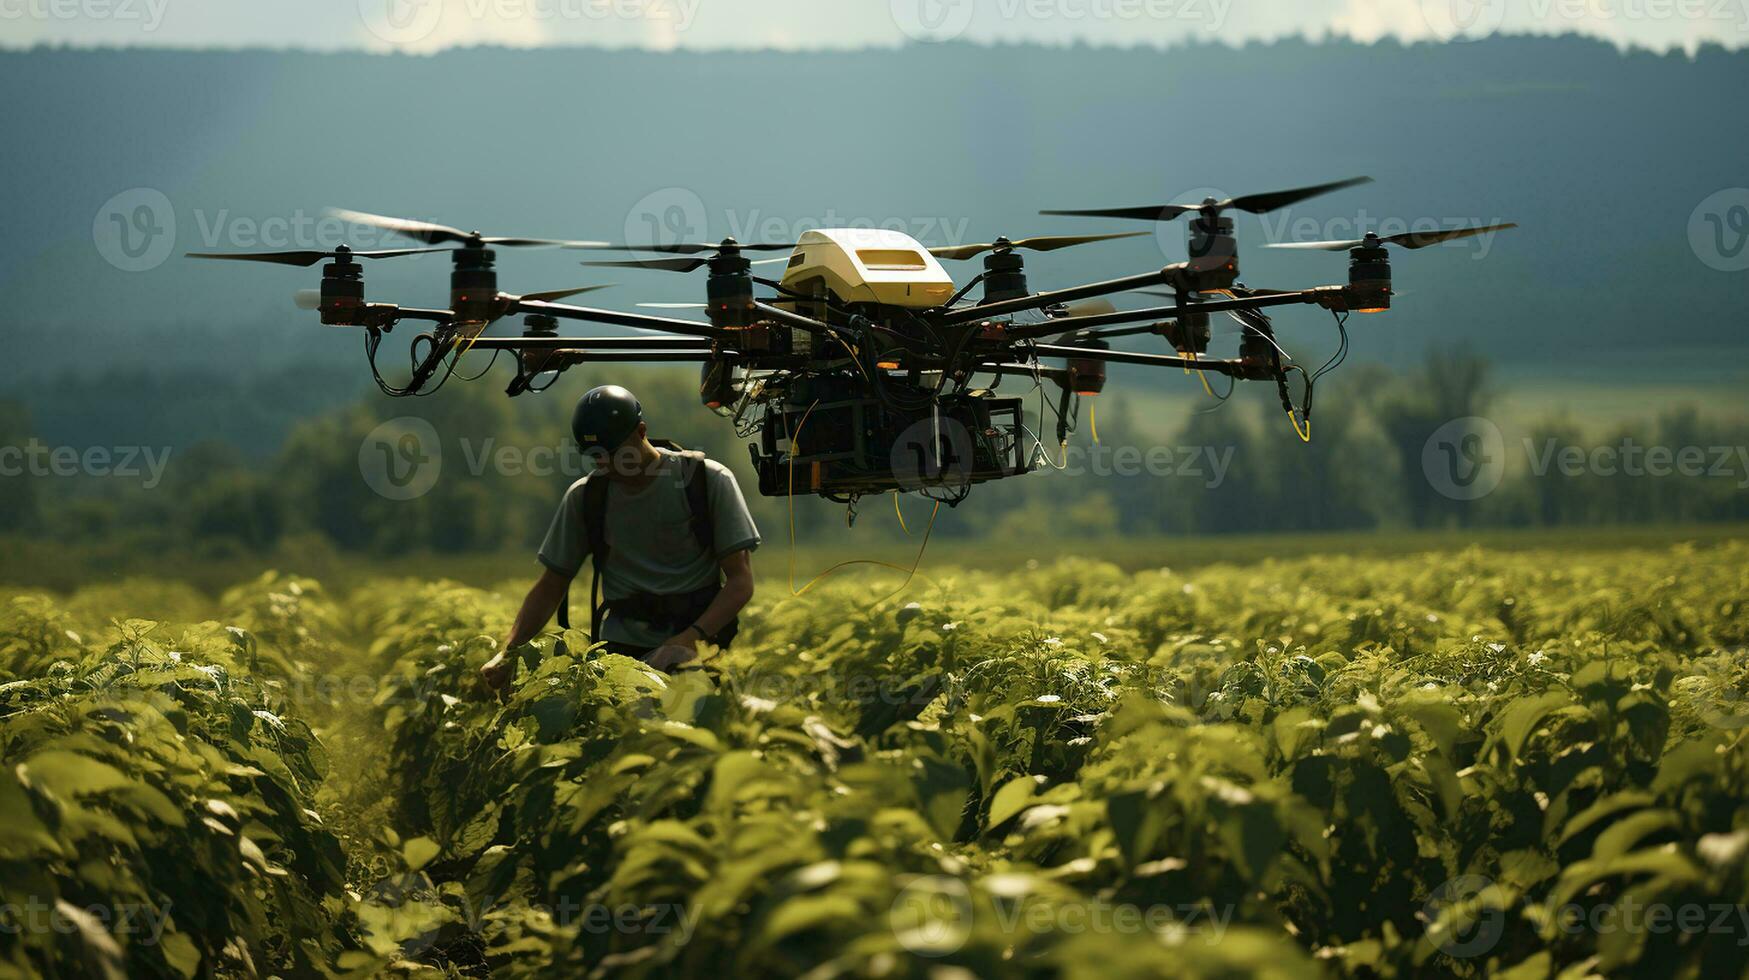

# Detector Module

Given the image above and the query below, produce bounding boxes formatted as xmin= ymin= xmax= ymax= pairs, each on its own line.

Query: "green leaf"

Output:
xmin=403 ymin=836 xmax=441 ymax=871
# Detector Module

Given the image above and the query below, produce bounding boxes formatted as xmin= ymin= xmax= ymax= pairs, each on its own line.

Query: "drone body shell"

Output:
xmin=780 ymin=228 xmax=955 ymax=309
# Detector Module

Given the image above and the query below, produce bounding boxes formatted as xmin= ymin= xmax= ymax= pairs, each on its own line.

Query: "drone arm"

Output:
xmin=934 ymin=267 xmax=1188 ymax=326
xmin=752 ymin=302 xmax=834 ymax=336
xmin=1028 ymin=344 xmax=1248 ymax=377
xmin=984 ymin=362 xmax=1071 ymax=383
xmin=514 ymin=299 xmax=728 ymax=340
xmin=1007 ymin=289 xmax=1327 ymax=341
xmin=467 ymin=335 xmax=715 ymax=352
xmin=391 ymin=307 xmax=455 ymax=323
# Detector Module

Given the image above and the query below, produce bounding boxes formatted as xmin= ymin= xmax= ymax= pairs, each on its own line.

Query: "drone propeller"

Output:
xmin=1041 ymin=176 xmax=1374 ymax=222
xmin=187 ymin=246 xmax=447 ymax=267
xmin=569 ymin=237 xmax=799 ymax=255
xmin=637 ymin=302 xmax=708 ymax=309
xmin=582 ymin=255 xmax=791 ymax=274
xmin=516 ymin=284 xmax=615 ymax=303
xmin=328 ymin=208 xmax=610 ymax=249
xmin=1266 ymin=222 xmax=1518 ymax=251
xmin=928 ymin=231 xmax=1147 ymax=261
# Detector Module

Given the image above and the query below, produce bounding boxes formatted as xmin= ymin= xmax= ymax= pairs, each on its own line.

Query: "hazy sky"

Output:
xmin=2 ymin=0 xmax=1745 ymax=53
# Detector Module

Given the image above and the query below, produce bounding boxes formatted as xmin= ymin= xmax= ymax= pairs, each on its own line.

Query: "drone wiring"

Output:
xmin=783 ymin=398 xmax=942 ymax=600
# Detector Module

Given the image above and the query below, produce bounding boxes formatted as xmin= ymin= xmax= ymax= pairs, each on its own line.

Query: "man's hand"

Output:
xmin=479 ymin=651 xmax=514 ymax=696
xmin=645 ymin=633 xmax=699 ymax=673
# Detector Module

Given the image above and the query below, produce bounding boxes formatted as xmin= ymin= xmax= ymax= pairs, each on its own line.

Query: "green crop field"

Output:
xmin=3 ymin=533 xmax=1748 ymax=977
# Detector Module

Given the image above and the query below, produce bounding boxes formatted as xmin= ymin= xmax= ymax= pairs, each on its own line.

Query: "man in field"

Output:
xmin=479 ymin=384 xmax=760 ymax=691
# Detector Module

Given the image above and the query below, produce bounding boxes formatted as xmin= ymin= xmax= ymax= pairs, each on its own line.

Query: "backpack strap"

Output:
xmin=677 ymin=450 xmax=714 ymax=555
xmin=582 ymin=473 xmax=611 ymax=638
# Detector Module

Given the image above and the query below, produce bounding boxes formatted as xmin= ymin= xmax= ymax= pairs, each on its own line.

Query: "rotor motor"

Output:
xmin=1347 ymin=238 xmax=1393 ymax=313
xmin=705 ymin=249 xmax=756 ymax=329
xmin=449 ymin=246 xmax=499 ymax=323
xmin=981 ymin=246 xmax=1029 ymax=304
xmin=1188 ymin=212 xmax=1240 ymax=290
xmin=318 ymin=250 xmax=366 ymax=326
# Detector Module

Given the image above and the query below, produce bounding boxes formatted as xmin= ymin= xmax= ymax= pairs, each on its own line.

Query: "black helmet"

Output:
xmin=571 ymin=385 xmax=643 ymax=454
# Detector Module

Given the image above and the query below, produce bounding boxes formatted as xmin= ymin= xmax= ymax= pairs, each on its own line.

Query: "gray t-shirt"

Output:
xmin=538 ymin=449 xmax=761 ymax=647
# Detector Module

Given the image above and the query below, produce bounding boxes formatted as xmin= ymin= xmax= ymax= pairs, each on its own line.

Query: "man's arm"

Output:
xmin=480 ymin=567 xmax=573 ymax=691
xmin=647 ymin=549 xmax=754 ymax=670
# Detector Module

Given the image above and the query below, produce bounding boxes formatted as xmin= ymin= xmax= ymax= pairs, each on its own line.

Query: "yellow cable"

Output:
xmin=1089 ymin=400 xmax=1099 ymax=445
xmin=1287 ymin=410 xmax=1312 ymax=443
xmin=785 ymin=400 xmax=939 ymax=599
xmin=894 ymin=492 xmax=911 ymax=536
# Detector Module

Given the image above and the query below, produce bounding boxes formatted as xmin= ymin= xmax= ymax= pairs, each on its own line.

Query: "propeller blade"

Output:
xmin=485 ymin=236 xmax=613 ymax=248
xmin=581 ymin=255 xmax=790 ymax=274
xmin=328 ymin=208 xmax=470 ymax=245
xmin=1385 ymin=222 xmax=1519 ymax=249
xmin=1042 ymin=177 xmax=1372 ymax=223
xmin=930 ymin=231 xmax=1146 ymax=261
xmin=1225 ymin=177 xmax=1374 ymax=215
xmin=1038 ymin=204 xmax=1200 ymax=222
xmin=519 ymin=284 xmax=614 ymax=304
xmin=582 ymin=256 xmax=711 ymax=273
xmin=637 ymin=302 xmax=708 ymax=309
xmin=1268 ymin=222 xmax=1518 ymax=251
xmin=568 ymin=240 xmax=798 ymax=255
xmin=328 ymin=208 xmax=608 ymax=248
xmin=185 ymin=247 xmax=446 ymax=266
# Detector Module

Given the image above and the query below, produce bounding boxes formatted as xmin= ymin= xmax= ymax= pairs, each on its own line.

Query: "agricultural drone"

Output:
xmin=189 ymin=178 xmax=1514 ymax=507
